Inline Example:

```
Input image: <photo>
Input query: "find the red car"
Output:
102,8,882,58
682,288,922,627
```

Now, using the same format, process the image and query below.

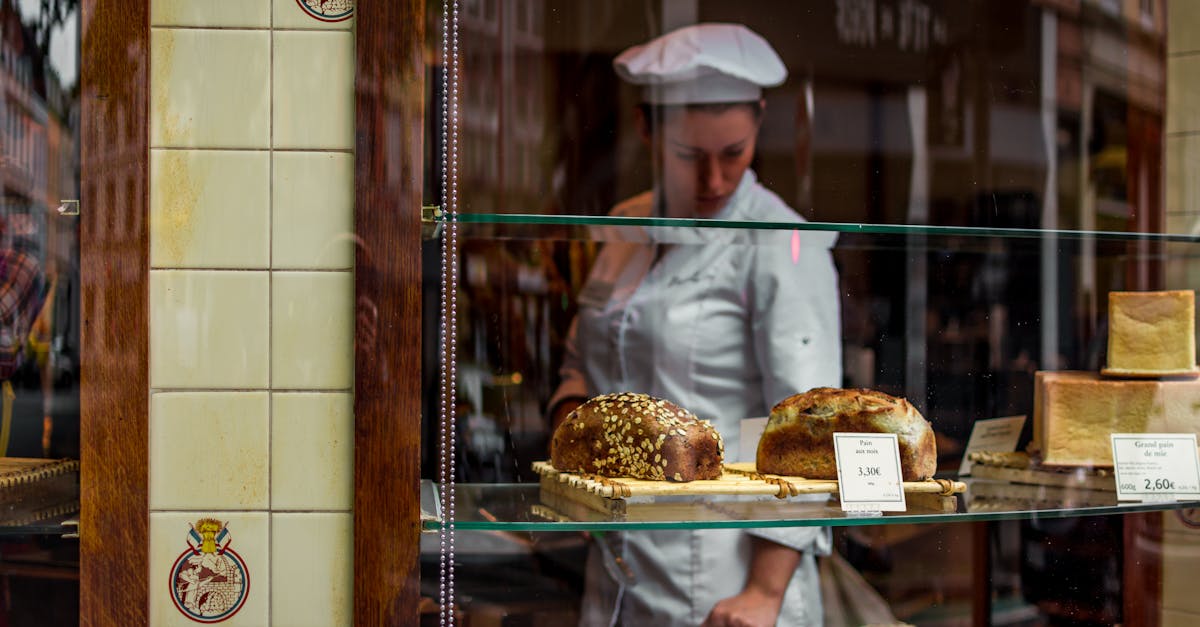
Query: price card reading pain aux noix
833,433,907,512
1111,434,1200,502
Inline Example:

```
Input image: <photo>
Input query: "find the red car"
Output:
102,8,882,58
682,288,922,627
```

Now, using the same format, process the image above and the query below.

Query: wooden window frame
79,0,426,624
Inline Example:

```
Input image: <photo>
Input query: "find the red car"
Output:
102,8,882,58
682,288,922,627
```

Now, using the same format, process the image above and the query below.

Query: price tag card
833,433,907,512
1111,434,1200,502
958,415,1027,476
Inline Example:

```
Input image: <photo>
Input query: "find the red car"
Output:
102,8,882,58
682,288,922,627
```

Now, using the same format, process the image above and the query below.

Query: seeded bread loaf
550,392,724,482
756,388,937,481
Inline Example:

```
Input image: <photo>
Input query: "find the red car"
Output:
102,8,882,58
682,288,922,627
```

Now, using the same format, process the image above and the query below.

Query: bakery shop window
421,1,1183,625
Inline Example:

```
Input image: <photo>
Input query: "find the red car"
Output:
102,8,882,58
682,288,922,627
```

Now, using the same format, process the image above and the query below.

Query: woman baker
549,23,843,627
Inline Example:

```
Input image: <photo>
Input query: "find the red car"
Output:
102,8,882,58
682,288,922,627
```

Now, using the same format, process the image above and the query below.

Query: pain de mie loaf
1033,371,1200,467
1105,290,1197,375
756,388,937,481
550,392,724,482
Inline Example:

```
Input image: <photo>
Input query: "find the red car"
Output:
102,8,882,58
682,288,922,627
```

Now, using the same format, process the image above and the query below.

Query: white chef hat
613,23,787,105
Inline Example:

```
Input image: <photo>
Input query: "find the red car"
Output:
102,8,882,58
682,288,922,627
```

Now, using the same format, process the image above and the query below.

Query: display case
410,1,1200,626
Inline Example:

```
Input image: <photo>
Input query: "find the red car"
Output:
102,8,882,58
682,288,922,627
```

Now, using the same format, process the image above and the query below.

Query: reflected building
0,0,80,456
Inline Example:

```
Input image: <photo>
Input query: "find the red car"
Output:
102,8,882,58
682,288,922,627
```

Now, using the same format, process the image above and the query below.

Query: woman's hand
700,586,784,627
701,537,799,627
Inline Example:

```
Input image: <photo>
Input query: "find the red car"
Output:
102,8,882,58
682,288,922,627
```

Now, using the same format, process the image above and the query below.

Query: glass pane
0,0,81,621
424,1,1196,625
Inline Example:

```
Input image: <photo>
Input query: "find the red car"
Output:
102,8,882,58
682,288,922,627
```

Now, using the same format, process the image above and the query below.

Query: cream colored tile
1164,609,1200,627
1163,539,1200,614
272,513,353,627
271,393,353,509
1164,509,1200,533
151,150,270,269
272,272,353,389
151,392,270,510
1169,0,1200,54
150,270,270,388
151,29,270,148
1168,55,1200,134
274,0,355,29
151,512,268,626
1166,135,1200,221
1166,242,1191,288
273,31,354,149
272,152,355,269
152,0,270,27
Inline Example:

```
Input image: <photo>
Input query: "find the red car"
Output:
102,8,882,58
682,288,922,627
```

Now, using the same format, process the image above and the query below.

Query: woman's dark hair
637,101,764,135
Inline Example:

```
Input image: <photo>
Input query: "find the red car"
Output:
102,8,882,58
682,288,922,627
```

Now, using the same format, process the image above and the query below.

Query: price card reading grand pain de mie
1110,433,1200,502
833,433,907,513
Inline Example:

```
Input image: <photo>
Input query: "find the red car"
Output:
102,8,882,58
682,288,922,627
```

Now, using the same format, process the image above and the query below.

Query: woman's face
643,104,762,218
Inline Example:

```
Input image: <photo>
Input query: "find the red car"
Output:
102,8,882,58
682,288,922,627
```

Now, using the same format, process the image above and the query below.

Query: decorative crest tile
170,519,251,623
294,0,353,22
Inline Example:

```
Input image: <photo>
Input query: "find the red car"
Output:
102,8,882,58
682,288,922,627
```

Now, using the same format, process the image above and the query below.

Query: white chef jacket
550,170,842,627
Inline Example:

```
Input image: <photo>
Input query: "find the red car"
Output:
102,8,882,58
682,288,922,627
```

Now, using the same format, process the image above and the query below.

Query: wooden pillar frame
80,0,151,624
354,0,426,624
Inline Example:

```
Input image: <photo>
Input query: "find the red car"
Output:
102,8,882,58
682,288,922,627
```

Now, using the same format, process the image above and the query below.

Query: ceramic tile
150,392,270,510
271,272,353,389
151,150,270,269
1165,509,1200,533
271,392,353,510
151,0,270,27
1166,135,1200,220
1168,55,1200,134
274,0,355,30
150,271,270,388
1163,539,1200,614
151,29,270,148
1163,609,1200,627
271,513,353,627
1169,0,1200,54
273,31,354,149
272,152,355,269
150,511,268,626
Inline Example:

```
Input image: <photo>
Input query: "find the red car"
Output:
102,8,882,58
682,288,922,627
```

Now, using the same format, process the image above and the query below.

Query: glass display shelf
444,213,1200,244
420,480,1200,532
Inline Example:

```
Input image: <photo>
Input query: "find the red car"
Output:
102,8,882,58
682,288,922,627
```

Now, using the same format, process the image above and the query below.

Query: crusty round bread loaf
551,392,724,482
756,387,936,481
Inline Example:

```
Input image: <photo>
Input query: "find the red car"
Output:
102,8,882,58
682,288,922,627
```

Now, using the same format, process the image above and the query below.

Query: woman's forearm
744,536,801,599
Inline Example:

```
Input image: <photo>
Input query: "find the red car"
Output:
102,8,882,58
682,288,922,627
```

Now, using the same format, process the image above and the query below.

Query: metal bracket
61,517,79,539
422,204,443,240
57,200,79,216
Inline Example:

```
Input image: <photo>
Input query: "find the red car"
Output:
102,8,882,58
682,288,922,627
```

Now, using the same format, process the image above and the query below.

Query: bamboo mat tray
0,458,78,485
534,461,964,516
966,451,1115,492
0,458,79,526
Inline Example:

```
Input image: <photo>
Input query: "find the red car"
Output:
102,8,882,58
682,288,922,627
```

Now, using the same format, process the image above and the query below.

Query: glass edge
421,499,1200,532
449,213,1200,244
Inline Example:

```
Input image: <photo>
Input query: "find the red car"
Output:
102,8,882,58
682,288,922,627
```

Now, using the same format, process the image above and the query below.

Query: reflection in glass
0,0,80,621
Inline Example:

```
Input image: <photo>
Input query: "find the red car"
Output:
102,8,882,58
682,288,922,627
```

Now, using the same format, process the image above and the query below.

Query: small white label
833,433,907,512
1110,434,1200,502
738,417,768,463
958,415,1027,475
